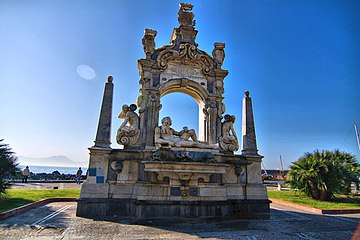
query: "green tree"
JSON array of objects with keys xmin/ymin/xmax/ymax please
[
  {"xmin": 0, "ymin": 139, "xmax": 19, "ymax": 194},
  {"xmin": 287, "ymin": 149, "xmax": 359, "ymax": 200}
]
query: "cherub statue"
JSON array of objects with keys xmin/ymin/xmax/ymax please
[
  {"xmin": 219, "ymin": 114, "xmax": 239, "ymax": 152},
  {"xmin": 116, "ymin": 104, "xmax": 140, "ymax": 146},
  {"xmin": 154, "ymin": 116, "xmax": 217, "ymax": 149}
]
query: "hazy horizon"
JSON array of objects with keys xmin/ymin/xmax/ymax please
[{"xmin": 18, "ymin": 155, "xmax": 88, "ymax": 168}]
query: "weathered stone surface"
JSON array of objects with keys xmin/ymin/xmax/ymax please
[
  {"xmin": 147, "ymin": 148, "xmax": 216, "ymax": 163},
  {"xmin": 199, "ymin": 186, "xmax": 226, "ymax": 197},
  {"xmin": 246, "ymin": 183, "xmax": 268, "ymax": 200},
  {"xmin": 222, "ymin": 165, "xmax": 238, "ymax": 183},
  {"xmin": 94, "ymin": 76, "xmax": 114, "ymax": 149},
  {"xmin": 80, "ymin": 183, "xmax": 110, "ymax": 199},
  {"xmin": 226, "ymin": 184, "xmax": 245, "ymax": 198},
  {"xmin": 115, "ymin": 160, "xmax": 139, "ymax": 182},
  {"xmin": 143, "ymin": 161, "xmax": 228, "ymax": 187},
  {"xmin": 247, "ymin": 160, "xmax": 264, "ymax": 184},
  {"xmin": 241, "ymin": 91, "xmax": 258, "ymax": 155}
]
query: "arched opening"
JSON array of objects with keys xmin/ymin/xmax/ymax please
[{"xmin": 159, "ymin": 92, "xmax": 206, "ymax": 141}]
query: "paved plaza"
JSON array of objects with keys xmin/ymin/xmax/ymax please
[{"xmin": 0, "ymin": 201, "xmax": 359, "ymax": 239}]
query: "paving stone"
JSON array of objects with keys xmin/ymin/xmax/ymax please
[{"xmin": 0, "ymin": 202, "xmax": 359, "ymax": 239}]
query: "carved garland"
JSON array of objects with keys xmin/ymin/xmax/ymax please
[{"xmin": 157, "ymin": 43, "xmax": 213, "ymax": 75}]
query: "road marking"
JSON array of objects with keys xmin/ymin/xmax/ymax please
[
  {"xmin": 295, "ymin": 232, "xmax": 315, "ymax": 239},
  {"xmin": 31, "ymin": 205, "xmax": 72, "ymax": 227}
]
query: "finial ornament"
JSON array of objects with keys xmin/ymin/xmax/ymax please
[
  {"xmin": 178, "ymin": 3, "xmax": 195, "ymax": 27},
  {"xmin": 107, "ymin": 76, "xmax": 113, "ymax": 83},
  {"xmin": 245, "ymin": 91, "xmax": 250, "ymax": 97},
  {"xmin": 212, "ymin": 42, "xmax": 225, "ymax": 69},
  {"xmin": 142, "ymin": 29, "xmax": 157, "ymax": 59}
]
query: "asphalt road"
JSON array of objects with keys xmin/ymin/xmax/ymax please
[{"xmin": 0, "ymin": 201, "xmax": 359, "ymax": 240}]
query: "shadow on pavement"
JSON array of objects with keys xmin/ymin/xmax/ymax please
[
  {"xmin": 86, "ymin": 208, "xmax": 360, "ymax": 239},
  {"xmin": 0, "ymin": 203, "xmax": 73, "ymax": 229},
  {"xmin": 1, "ymin": 203, "xmax": 360, "ymax": 239}
]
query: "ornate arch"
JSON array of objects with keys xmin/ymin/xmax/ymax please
[
  {"xmin": 159, "ymin": 78, "xmax": 209, "ymax": 102},
  {"xmin": 136, "ymin": 7, "xmax": 228, "ymax": 148},
  {"xmin": 159, "ymin": 78, "xmax": 209, "ymax": 141}
]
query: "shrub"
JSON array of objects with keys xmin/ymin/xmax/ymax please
[
  {"xmin": 287, "ymin": 149, "xmax": 359, "ymax": 200},
  {"xmin": 0, "ymin": 139, "xmax": 19, "ymax": 194}
]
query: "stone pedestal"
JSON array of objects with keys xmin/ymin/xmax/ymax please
[{"xmin": 77, "ymin": 149, "xmax": 270, "ymax": 218}]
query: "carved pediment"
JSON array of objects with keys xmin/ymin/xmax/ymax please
[
  {"xmin": 157, "ymin": 43, "xmax": 213, "ymax": 76},
  {"xmin": 160, "ymin": 62, "xmax": 207, "ymax": 89}
]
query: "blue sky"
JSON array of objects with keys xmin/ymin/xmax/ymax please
[{"xmin": 0, "ymin": 0, "xmax": 359, "ymax": 169}]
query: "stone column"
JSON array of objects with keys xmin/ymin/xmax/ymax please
[
  {"xmin": 139, "ymin": 90, "xmax": 161, "ymax": 148},
  {"xmin": 241, "ymin": 91, "xmax": 258, "ymax": 155},
  {"xmin": 207, "ymin": 98, "xmax": 218, "ymax": 144},
  {"xmin": 93, "ymin": 76, "xmax": 114, "ymax": 149},
  {"xmin": 240, "ymin": 91, "xmax": 267, "ymax": 200}
]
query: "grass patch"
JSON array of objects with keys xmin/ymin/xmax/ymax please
[
  {"xmin": 268, "ymin": 190, "xmax": 360, "ymax": 210},
  {"xmin": 0, "ymin": 189, "xmax": 80, "ymax": 213}
]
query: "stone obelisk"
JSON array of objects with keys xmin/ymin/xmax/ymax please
[
  {"xmin": 241, "ymin": 91, "xmax": 258, "ymax": 155},
  {"xmin": 93, "ymin": 76, "xmax": 114, "ymax": 149}
]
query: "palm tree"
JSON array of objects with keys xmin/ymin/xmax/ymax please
[
  {"xmin": 0, "ymin": 139, "xmax": 19, "ymax": 194},
  {"xmin": 287, "ymin": 149, "xmax": 359, "ymax": 200}
]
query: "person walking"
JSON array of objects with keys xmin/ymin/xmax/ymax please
[
  {"xmin": 76, "ymin": 167, "xmax": 83, "ymax": 184},
  {"xmin": 22, "ymin": 166, "xmax": 30, "ymax": 183}
]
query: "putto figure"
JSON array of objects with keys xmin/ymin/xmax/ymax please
[
  {"xmin": 219, "ymin": 114, "xmax": 239, "ymax": 152},
  {"xmin": 116, "ymin": 104, "xmax": 140, "ymax": 146},
  {"xmin": 155, "ymin": 116, "xmax": 217, "ymax": 149}
]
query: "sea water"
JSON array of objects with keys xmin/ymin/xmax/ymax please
[{"xmin": 18, "ymin": 165, "xmax": 88, "ymax": 175}]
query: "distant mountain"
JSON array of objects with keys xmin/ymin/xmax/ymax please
[{"xmin": 18, "ymin": 155, "xmax": 87, "ymax": 167}]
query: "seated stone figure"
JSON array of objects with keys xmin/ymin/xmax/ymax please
[
  {"xmin": 219, "ymin": 114, "xmax": 239, "ymax": 152},
  {"xmin": 116, "ymin": 104, "xmax": 140, "ymax": 146},
  {"xmin": 155, "ymin": 116, "xmax": 217, "ymax": 149}
]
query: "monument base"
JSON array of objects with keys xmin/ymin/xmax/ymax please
[{"xmin": 76, "ymin": 198, "xmax": 271, "ymax": 219}]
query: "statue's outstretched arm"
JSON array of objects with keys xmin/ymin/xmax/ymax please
[
  {"xmin": 119, "ymin": 116, "xmax": 129, "ymax": 129},
  {"xmin": 171, "ymin": 128, "xmax": 181, "ymax": 136}
]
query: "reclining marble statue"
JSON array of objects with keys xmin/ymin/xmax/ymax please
[{"xmin": 155, "ymin": 116, "xmax": 217, "ymax": 149}]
